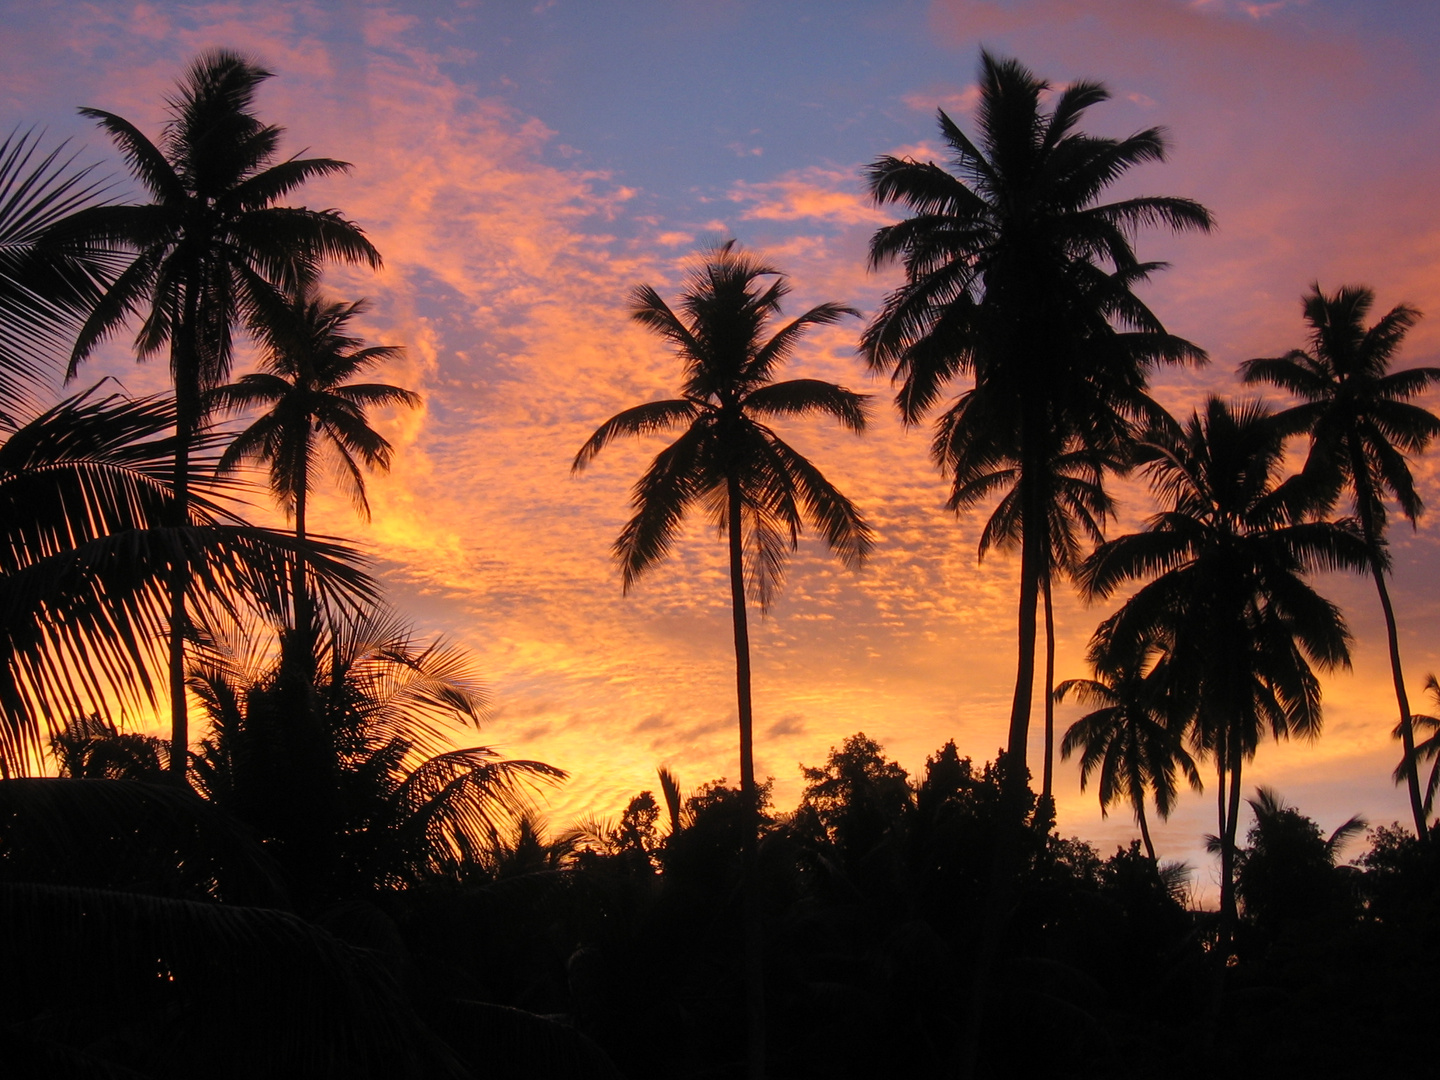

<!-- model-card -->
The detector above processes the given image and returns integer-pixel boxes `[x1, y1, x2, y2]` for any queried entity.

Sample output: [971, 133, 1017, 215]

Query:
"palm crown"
[210, 288, 418, 527]
[60, 50, 381, 393]
[1241, 285, 1439, 532]
[573, 240, 872, 608]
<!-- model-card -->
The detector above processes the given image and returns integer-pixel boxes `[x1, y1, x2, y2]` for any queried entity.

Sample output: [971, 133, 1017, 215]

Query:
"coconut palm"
[1230, 786, 1367, 936]
[1057, 660, 1201, 863]
[573, 240, 871, 1079]
[863, 51, 1212, 791]
[0, 385, 372, 775]
[1241, 285, 1440, 840]
[1078, 398, 1368, 930]
[942, 402, 1121, 802]
[187, 611, 563, 903]
[209, 287, 417, 642]
[52, 50, 382, 777]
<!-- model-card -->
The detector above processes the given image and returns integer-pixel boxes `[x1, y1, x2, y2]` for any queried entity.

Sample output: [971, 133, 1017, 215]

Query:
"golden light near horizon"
[6, 0, 1440, 895]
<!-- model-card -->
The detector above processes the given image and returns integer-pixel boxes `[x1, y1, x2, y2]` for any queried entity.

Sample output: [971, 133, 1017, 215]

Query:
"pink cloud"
[728, 166, 890, 226]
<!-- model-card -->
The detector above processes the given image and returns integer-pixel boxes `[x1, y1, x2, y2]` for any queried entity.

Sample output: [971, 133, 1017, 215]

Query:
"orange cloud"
[728, 166, 890, 227]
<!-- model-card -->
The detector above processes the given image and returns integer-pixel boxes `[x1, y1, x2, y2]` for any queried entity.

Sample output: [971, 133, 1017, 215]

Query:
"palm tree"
[1229, 786, 1367, 936]
[1078, 398, 1368, 930]
[0, 385, 372, 775]
[1057, 660, 1201, 863]
[52, 50, 382, 778]
[187, 611, 563, 903]
[573, 240, 872, 1079]
[862, 51, 1212, 792]
[943, 409, 1120, 802]
[1241, 285, 1440, 841]
[209, 287, 417, 642]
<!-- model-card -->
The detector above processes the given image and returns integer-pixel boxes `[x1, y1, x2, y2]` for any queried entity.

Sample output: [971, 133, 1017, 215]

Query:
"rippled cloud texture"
[5, 0, 1440, 884]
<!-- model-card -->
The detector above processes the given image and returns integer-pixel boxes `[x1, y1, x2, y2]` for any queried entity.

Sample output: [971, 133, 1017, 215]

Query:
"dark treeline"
[2, 47, 1438, 1080]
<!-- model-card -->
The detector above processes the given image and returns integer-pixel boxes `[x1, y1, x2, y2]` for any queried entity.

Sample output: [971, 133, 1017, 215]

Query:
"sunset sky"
[6, 0, 1440, 892]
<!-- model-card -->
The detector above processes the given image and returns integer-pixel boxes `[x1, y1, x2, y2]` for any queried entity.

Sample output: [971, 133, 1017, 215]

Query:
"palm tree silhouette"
[0, 386, 372, 774]
[862, 51, 1212, 791]
[55, 50, 381, 777]
[573, 240, 871, 1079]
[1079, 399, 1366, 932]
[1241, 285, 1440, 841]
[209, 287, 417, 644]
[187, 611, 562, 903]
[1057, 661, 1201, 863]
[943, 406, 1121, 802]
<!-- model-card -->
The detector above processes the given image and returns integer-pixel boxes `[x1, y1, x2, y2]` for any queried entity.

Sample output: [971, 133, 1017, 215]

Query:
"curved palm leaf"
[0, 129, 120, 404]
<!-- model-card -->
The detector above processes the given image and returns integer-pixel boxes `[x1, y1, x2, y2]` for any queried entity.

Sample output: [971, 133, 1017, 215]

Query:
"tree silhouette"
[210, 287, 416, 645]
[1241, 285, 1440, 841]
[1079, 399, 1367, 933]
[1230, 786, 1366, 940]
[946, 426, 1120, 801]
[55, 50, 381, 778]
[187, 611, 562, 904]
[573, 240, 871, 1079]
[1058, 661, 1201, 863]
[862, 51, 1211, 791]
[0, 386, 371, 774]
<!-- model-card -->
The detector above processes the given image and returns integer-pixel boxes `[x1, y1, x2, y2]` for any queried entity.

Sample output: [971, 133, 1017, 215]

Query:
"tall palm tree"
[209, 287, 417, 642]
[1057, 660, 1201, 863]
[573, 240, 872, 1080]
[52, 50, 382, 778]
[1241, 285, 1440, 841]
[1078, 399, 1367, 930]
[863, 51, 1212, 792]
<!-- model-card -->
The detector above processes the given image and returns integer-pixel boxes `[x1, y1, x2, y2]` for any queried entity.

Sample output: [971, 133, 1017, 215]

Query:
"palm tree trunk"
[166, 285, 199, 783]
[1041, 569, 1055, 806]
[1214, 749, 1228, 912]
[1351, 451, 1429, 843]
[166, 413, 190, 781]
[1371, 556, 1429, 842]
[1220, 740, 1244, 943]
[726, 475, 765, 1080]
[292, 430, 314, 664]
[1007, 467, 1042, 786]
[1136, 796, 1156, 865]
